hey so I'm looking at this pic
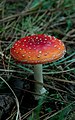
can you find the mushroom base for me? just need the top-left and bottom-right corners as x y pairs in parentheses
(34, 87), (47, 100)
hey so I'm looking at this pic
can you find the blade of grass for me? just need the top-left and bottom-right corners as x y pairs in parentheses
(43, 101), (75, 120)
(0, 76), (21, 120)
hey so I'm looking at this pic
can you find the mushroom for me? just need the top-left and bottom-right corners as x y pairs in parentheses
(10, 34), (66, 99)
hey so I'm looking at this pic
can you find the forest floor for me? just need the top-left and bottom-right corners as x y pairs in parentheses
(0, 0), (75, 120)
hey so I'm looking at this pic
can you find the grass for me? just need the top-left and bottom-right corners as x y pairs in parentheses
(0, 0), (75, 119)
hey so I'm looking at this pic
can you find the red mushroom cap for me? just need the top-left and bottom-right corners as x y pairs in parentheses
(10, 34), (66, 64)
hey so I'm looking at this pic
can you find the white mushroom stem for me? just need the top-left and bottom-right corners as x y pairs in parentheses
(33, 64), (47, 99)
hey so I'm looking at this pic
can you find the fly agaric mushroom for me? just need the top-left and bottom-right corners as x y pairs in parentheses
(10, 34), (66, 99)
